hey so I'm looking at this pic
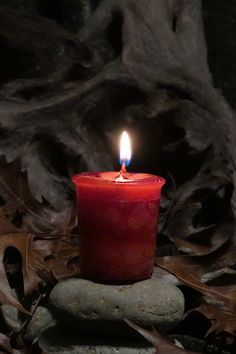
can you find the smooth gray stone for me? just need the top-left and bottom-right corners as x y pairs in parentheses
(26, 306), (56, 341)
(1, 305), (21, 331)
(39, 325), (155, 354)
(49, 276), (184, 335)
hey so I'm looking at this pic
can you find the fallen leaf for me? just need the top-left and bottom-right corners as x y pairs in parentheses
(0, 230), (44, 313)
(0, 159), (40, 223)
(0, 332), (13, 354)
(23, 201), (77, 235)
(155, 245), (236, 312)
(125, 320), (201, 353)
(192, 304), (236, 336)
(0, 160), (79, 313)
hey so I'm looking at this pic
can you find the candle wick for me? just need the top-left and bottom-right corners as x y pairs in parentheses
(121, 162), (126, 175)
(116, 162), (128, 180)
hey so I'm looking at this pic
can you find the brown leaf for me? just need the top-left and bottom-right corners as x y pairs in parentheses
(23, 201), (77, 235)
(193, 304), (236, 336)
(0, 160), (40, 222)
(0, 231), (44, 313)
(125, 320), (201, 354)
(0, 160), (79, 314)
(173, 238), (211, 256)
(0, 212), (18, 235)
(37, 236), (80, 281)
(196, 283), (236, 336)
(0, 332), (13, 354)
(155, 247), (236, 312)
(54, 202), (77, 234)
(156, 239), (236, 337)
(0, 159), (73, 235)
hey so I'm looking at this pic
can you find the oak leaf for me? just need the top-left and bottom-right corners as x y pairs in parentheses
(0, 160), (79, 313)
(126, 320), (202, 354)
(193, 303), (236, 336)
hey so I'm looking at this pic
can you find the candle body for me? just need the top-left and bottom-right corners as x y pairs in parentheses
(73, 172), (165, 282)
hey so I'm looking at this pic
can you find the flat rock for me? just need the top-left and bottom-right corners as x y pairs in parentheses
(49, 276), (184, 335)
(39, 325), (155, 354)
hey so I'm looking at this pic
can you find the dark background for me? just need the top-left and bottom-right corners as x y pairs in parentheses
(202, 0), (236, 109)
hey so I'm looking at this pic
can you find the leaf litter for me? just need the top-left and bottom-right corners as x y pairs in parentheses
(0, 160), (80, 353)
(0, 159), (235, 353)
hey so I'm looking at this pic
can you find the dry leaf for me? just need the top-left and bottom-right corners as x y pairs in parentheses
(155, 248), (236, 312)
(0, 160), (79, 313)
(192, 304), (236, 336)
(0, 160), (40, 222)
(125, 320), (201, 354)
(0, 332), (13, 353)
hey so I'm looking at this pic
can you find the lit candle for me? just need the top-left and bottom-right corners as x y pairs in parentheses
(72, 131), (165, 282)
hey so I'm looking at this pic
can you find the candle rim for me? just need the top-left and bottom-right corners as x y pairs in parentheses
(72, 171), (165, 186)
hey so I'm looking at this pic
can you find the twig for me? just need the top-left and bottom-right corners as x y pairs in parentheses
(19, 293), (43, 332)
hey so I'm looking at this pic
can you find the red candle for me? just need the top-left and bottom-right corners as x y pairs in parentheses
(72, 132), (165, 282)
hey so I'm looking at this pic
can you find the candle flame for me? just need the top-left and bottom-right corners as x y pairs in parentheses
(120, 131), (131, 167)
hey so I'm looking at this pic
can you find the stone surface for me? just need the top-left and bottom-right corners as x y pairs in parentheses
(1, 305), (21, 331)
(49, 276), (184, 335)
(39, 325), (155, 354)
(26, 306), (56, 341)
